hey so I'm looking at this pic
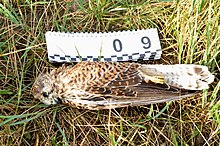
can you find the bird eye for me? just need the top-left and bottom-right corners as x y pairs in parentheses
(42, 92), (49, 97)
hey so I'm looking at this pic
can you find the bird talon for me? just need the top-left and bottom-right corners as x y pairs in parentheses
(144, 75), (165, 84)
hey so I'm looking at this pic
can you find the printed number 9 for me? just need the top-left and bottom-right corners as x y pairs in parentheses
(141, 36), (151, 49)
(113, 39), (122, 52)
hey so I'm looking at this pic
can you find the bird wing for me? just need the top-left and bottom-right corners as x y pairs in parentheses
(63, 83), (199, 110)
(60, 62), (143, 87)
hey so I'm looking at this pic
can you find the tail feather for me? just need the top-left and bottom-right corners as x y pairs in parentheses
(139, 64), (214, 90)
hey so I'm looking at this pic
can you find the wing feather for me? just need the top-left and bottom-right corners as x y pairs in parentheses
(63, 82), (198, 110)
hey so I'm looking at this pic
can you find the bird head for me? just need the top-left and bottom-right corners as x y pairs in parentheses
(32, 73), (61, 105)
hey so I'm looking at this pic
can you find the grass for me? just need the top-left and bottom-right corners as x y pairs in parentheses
(0, 0), (219, 145)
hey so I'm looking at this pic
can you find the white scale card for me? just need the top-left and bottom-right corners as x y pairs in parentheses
(45, 28), (162, 62)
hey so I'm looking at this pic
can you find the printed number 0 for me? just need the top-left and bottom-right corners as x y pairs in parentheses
(141, 36), (151, 49)
(113, 39), (122, 52)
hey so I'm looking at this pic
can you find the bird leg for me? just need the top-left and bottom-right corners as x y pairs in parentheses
(143, 75), (165, 84)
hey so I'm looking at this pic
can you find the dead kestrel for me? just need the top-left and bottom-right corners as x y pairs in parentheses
(32, 62), (214, 110)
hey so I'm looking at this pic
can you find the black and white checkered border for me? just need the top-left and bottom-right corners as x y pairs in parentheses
(49, 50), (162, 62)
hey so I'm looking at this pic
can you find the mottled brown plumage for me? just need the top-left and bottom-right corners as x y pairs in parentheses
(32, 62), (214, 110)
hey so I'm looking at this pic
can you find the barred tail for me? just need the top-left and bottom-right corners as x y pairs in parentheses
(138, 64), (214, 90)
